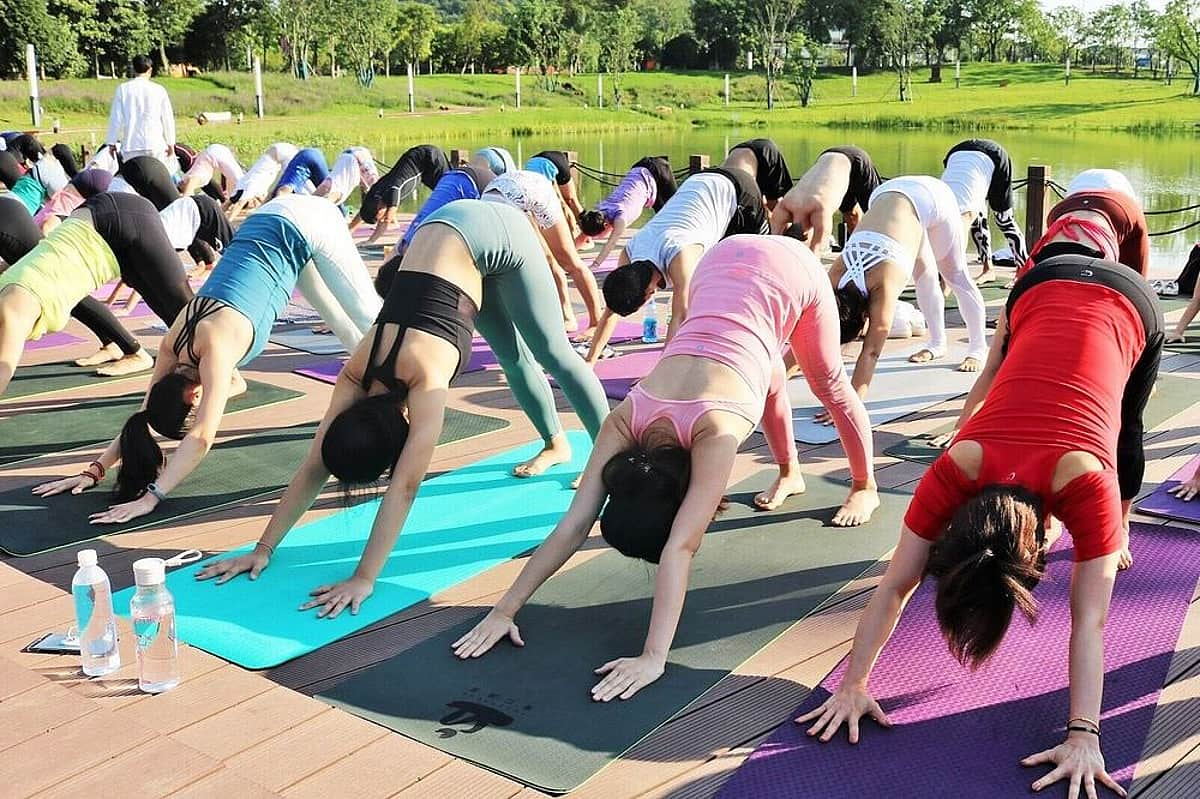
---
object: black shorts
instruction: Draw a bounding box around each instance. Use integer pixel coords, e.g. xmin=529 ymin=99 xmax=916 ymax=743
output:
xmin=632 ymin=156 xmax=678 ymax=211
xmin=706 ymin=167 xmax=767 ymax=237
xmin=731 ymin=139 xmax=792 ymax=202
xmin=532 ymin=151 xmax=573 ymax=185
xmin=822 ymin=146 xmax=883 ymax=214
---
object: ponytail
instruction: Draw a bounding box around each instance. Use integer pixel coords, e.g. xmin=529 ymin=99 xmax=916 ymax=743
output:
xmin=114 ymin=411 xmax=164 ymax=501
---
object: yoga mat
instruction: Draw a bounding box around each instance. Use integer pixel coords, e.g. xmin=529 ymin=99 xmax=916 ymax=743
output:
xmin=2 ymin=361 xmax=143 ymax=403
xmin=591 ymin=348 xmax=663 ymax=400
xmin=463 ymin=321 xmax=646 ymax=374
xmin=319 ymin=473 xmax=909 ymax=793
xmin=884 ymin=373 xmax=1199 ymax=465
xmin=1134 ymin=454 xmax=1200 ymax=523
xmin=783 ymin=351 xmax=977 ymax=445
xmin=716 ymin=522 xmax=1200 ymax=799
xmin=1165 ymin=320 xmax=1200 ymax=354
xmin=269 ymin=325 xmax=347 ymax=356
xmin=115 ymin=431 xmax=583 ymax=670
xmin=898 ymin=282 xmax=1009 ymax=309
xmin=0 ymin=380 xmax=302 ymax=467
xmin=26 ymin=331 xmax=84 ymax=351
xmin=293 ymin=359 xmax=344 ymax=384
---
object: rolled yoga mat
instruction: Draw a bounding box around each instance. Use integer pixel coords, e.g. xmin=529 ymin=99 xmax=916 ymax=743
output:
xmin=0 ymin=380 xmax=302 ymax=468
xmin=783 ymin=350 xmax=978 ymax=446
xmin=3 ymin=361 xmax=146 ymax=403
xmin=715 ymin=522 xmax=1200 ymax=799
xmin=269 ymin=324 xmax=348 ymax=356
xmin=318 ymin=472 xmax=910 ymax=794
xmin=115 ymin=430 xmax=583 ymax=670
xmin=1135 ymin=454 xmax=1200 ymax=523
xmin=884 ymin=373 xmax=1199 ymax=465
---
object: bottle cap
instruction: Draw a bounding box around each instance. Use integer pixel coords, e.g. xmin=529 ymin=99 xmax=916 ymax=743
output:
xmin=132 ymin=557 xmax=166 ymax=586
xmin=76 ymin=549 xmax=97 ymax=568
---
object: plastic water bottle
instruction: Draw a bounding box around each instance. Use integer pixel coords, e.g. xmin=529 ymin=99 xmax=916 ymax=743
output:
xmin=641 ymin=296 xmax=659 ymax=343
xmin=130 ymin=558 xmax=180 ymax=693
xmin=71 ymin=549 xmax=120 ymax=677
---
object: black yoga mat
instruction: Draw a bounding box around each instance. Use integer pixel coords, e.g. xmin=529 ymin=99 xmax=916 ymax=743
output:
xmin=3 ymin=362 xmax=145 ymax=402
xmin=319 ymin=473 xmax=909 ymax=794
xmin=0 ymin=380 xmax=302 ymax=468
xmin=0 ymin=408 xmax=509 ymax=557
xmin=883 ymin=373 xmax=1198 ymax=466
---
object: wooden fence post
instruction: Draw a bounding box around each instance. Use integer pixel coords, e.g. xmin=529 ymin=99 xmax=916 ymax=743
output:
xmin=449 ymin=149 xmax=469 ymax=167
xmin=1024 ymin=165 xmax=1051 ymax=245
xmin=565 ymin=149 xmax=579 ymax=195
xmin=688 ymin=154 xmax=710 ymax=174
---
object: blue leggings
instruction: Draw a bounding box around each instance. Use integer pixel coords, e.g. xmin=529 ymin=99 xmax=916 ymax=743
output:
xmin=274 ymin=148 xmax=329 ymax=196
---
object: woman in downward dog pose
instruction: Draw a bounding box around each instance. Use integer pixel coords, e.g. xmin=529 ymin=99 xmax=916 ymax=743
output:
xmin=225 ymin=142 xmax=299 ymax=216
xmin=177 ymin=143 xmax=245 ymax=199
xmin=830 ymin=175 xmax=989 ymax=398
xmin=577 ymin=157 xmax=677 ymax=271
xmin=354 ymin=144 xmax=451 ymax=241
xmin=31 ymin=194 xmax=382 ymax=523
xmin=799 ymin=251 xmax=1160 ymax=797
xmin=770 ymin=145 xmax=884 ymax=253
xmin=33 ymin=169 xmax=113 ymax=234
xmin=272 ymin=147 xmax=330 ymax=198
xmin=191 ymin=199 xmax=611 ymax=613
xmin=315 ymin=146 xmax=380 ymax=206
xmin=453 ymin=235 xmax=879 ymax=697
xmin=723 ymin=138 xmax=793 ymax=211
xmin=940 ymin=139 xmax=1028 ymax=284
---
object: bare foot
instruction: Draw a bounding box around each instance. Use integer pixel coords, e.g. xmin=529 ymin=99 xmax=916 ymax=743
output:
xmin=94 ymin=349 xmax=154 ymax=376
xmin=908 ymin=348 xmax=942 ymax=364
xmin=975 ymin=268 xmax=995 ymax=285
xmin=75 ymin=343 xmax=123 ymax=367
xmin=754 ymin=468 xmax=807 ymax=511
xmin=571 ymin=326 xmax=596 ymax=344
xmin=561 ymin=306 xmax=577 ymax=331
xmin=570 ymin=473 xmax=582 ymax=490
xmin=832 ymin=486 xmax=880 ymax=527
xmin=957 ymin=355 xmax=982 ymax=373
xmin=1118 ymin=526 xmax=1133 ymax=571
xmin=514 ymin=436 xmax=572 ymax=478
xmin=230 ymin=369 xmax=248 ymax=399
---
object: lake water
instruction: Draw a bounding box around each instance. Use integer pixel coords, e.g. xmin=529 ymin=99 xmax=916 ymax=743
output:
xmin=386 ymin=126 xmax=1200 ymax=276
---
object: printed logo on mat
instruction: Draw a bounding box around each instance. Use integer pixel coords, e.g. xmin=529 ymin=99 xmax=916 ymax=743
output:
xmin=433 ymin=688 xmax=531 ymax=738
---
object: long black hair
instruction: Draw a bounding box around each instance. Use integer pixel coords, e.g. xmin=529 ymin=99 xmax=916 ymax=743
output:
xmin=599 ymin=445 xmax=692 ymax=563
xmin=834 ymin=284 xmax=870 ymax=344
xmin=114 ymin=373 xmax=197 ymax=501
xmin=321 ymin=386 xmax=411 ymax=486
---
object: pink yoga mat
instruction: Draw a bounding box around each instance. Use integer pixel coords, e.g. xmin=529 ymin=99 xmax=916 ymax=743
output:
xmin=1135 ymin=455 xmax=1200 ymax=523
xmin=463 ymin=321 xmax=647 ymax=374
xmin=592 ymin=348 xmax=663 ymax=399
xmin=717 ymin=522 xmax=1200 ymax=798
xmin=27 ymin=332 xmax=84 ymax=351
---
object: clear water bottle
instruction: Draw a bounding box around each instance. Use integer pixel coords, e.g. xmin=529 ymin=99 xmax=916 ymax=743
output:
xmin=130 ymin=558 xmax=180 ymax=694
xmin=641 ymin=296 xmax=659 ymax=343
xmin=71 ymin=549 xmax=120 ymax=677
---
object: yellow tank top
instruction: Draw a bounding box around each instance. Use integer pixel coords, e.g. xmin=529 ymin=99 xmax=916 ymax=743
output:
xmin=0 ymin=217 xmax=120 ymax=339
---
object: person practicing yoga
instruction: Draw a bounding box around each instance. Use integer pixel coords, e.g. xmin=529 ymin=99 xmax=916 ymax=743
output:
xmin=226 ymin=142 xmax=299 ymax=216
xmin=771 ymin=145 xmax=884 ymax=253
xmin=314 ymin=146 xmax=379 ymax=206
xmin=272 ymin=147 xmax=329 ymax=198
xmin=0 ymin=191 xmax=201 ymax=389
xmin=525 ymin=150 xmax=584 ymax=218
xmin=113 ymin=155 xmax=181 ymax=209
xmin=578 ymin=156 xmax=678 ymax=271
xmin=354 ymin=144 xmax=450 ymax=241
xmin=1068 ymin=168 xmax=1138 ymax=201
xmin=0 ymin=150 xmax=48 ymax=215
xmin=723 ymin=138 xmax=793 ymax=210
xmin=452 ymin=235 xmax=880 ymax=697
xmin=177 ymin=143 xmax=244 ymax=198
xmin=798 ymin=251 xmax=1160 ymax=799
xmin=190 ymin=199 xmax=614 ymax=611
xmin=583 ymin=166 xmax=767 ymax=364
xmin=8 ymin=134 xmax=70 ymax=197
xmin=373 ymin=160 xmax=500 ymax=296
xmin=33 ymin=169 xmax=113 ymax=234
xmin=482 ymin=169 xmax=604 ymax=334
xmin=31 ymin=193 xmax=383 ymax=523
xmin=941 ymin=139 xmax=1028 ymax=284
xmin=830 ymin=175 xmax=989 ymax=385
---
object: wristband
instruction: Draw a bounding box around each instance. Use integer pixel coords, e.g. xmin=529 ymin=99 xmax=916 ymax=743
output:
xmin=145 ymin=482 xmax=168 ymax=503
xmin=77 ymin=470 xmax=100 ymax=486
xmin=1067 ymin=716 xmax=1099 ymax=731
xmin=1067 ymin=725 xmax=1101 ymax=738
xmin=88 ymin=461 xmax=106 ymax=480
xmin=254 ymin=541 xmax=275 ymax=556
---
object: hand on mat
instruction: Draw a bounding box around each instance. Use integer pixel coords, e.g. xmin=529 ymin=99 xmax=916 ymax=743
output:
xmin=592 ymin=653 xmax=665 ymax=702
xmin=300 ymin=576 xmax=373 ymax=619
xmin=32 ymin=474 xmax=98 ymax=497
xmin=1022 ymin=734 xmax=1127 ymax=798
xmin=929 ymin=429 xmax=958 ymax=449
xmin=195 ymin=551 xmax=270 ymax=584
xmin=1168 ymin=475 xmax=1200 ymax=502
xmin=795 ymin=684 xmax=891 ymax=743
xmin=89 ymin=493 xmax=158 ymax=525
xmin=452 ymin=610 xmax=524 ymax=658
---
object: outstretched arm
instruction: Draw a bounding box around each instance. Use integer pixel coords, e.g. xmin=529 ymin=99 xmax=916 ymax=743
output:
xmin=589 ymin=217 xmax=628 ymax=271
xmin=849 ymin=281 xmax=899 ymax=399
xmin=585 ymin=308 xmax=620 ymax=364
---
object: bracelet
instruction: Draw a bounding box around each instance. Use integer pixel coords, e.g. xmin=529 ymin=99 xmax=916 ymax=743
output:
xmin=254 ymin=541 xmax=275 ymax=556
xmin=88 ymin=461 xmax=106 ymax=480
xmin=1067 ymin=725 xmax=1101 ymax=738
xmin=77 ymin=470 xmax=100 ymax=486
xmin=1067 ymin=716 xmax=1100 ymax=732
xmin=145 ymin=482 xmax=168 ymax=503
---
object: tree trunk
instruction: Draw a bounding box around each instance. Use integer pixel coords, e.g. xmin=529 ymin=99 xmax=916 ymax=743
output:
xmin=1193 ymin=65 xmax=1200 ymax=95
xmin=930 ymin=60 xmax=942 ymax=83
xmin=159 ymin=42 xmax=170 ymax=74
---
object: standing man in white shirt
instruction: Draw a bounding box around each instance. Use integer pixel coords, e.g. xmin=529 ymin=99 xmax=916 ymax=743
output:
xmin=106 ymin=55 xmax=177 ymax=170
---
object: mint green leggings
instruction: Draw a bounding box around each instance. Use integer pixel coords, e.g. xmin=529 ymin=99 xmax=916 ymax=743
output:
xmin=422 ymin=200 xmax=609 ymax=440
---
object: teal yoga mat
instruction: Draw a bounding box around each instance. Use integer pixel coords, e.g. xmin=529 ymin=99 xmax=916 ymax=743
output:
xmin=319 ymin=472 xmax=908 ymax=794
xmin=115 ymin=431 xmax=589 ymax=670
xmin=883 ymin=373 xmax=1198 ymax=465
xmin=0 ymin=380 xmax=302 ymax=467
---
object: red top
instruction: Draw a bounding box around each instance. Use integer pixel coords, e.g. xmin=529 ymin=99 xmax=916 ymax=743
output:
xmin=1021 ymin=190 xmax=1149 ymax=278
xmin=905 ymin=279 xmax=1145 ymax=561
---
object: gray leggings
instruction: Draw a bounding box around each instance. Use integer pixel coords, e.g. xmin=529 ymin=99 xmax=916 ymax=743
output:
xmin=427 ymin=200 xmax=610 ymax=441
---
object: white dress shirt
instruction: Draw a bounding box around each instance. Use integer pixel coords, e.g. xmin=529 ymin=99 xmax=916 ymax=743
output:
xmin=106 ymin=77 xmax=176 ymax=157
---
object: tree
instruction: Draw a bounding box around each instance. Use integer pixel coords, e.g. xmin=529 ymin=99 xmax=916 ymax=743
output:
xmin=0 ymin=0 xmax=82 ymax=77
xmin=1090 ymin=4 xmax=1133 ymax=72
xmin=692 ymin=0 xmax=754 ymax=69
xmin=184 ymin=0 xmax=266 ymax=71
xmin=1158 ymin=0 xmax=1200 ymax=94
xmin=50 ymin=0 xmax=104 ymax=76
xmin=95 ymin=0 xmax=151 ymax=76
xmin=785 ymin=30 xmax=817 ymax=106
xmin=631 ymin=0 xmax=691 ymax=62
xmin=506 ymin=0 xmax=568 ymax=82
xmin=1130 ymin=0 xmax=1159 ymax=75
xmin=144 ymin=0 xmax=203 ymax=72
xmin=391 ymin=2 xmax=439 ymax=72
xmin=1046 ymin=6 xmax=1088 ymax=63
xmin=925 ymin=0 xmax=970 ymax=82
xmin=966 ymin=0 xmax=1033 ymax=62
xmin=752 ymin=0 xmax=805 ymax=109
xmin=877 ymin=0 xmax=933 ymax=100
xmin=601 ymin=4 xmax=642 ymax=106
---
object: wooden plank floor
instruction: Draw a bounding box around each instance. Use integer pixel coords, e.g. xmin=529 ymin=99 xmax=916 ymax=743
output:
xmin=2 ymin=248 xmax=1198 ymax=798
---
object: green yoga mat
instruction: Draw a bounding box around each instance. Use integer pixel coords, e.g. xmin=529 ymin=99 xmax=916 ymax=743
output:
xmin=898 ymin=283 xmax=1009 ymax=309
xmin=1165 ymin=319 xmax=1200 ymax=354
xmin=3 ymin=361 xmax=144 ymax=402
xmin=114 ymin=431 xmax=584 ymax=670
xmin=0 ymin=408 xmax=508 ymax=557
xmin=0 ymin=380 xmax=302 ymax=468
xmin=319 ymin=473 xmax=908 ymax=794
xmin=884 ymin=373 xmax=1198 ymax=465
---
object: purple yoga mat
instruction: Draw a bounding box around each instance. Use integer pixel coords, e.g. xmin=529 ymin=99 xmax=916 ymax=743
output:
xmin=1135 ymin=455 xmax=1200 ymax=523
xmin=294 ymin=359 xmax=345 ymax=385
xmin=718 ymin=522 xmax=1200 ymax=798
xmin=462 ymin=321 xmax=647 ymax=374
xmin=593 ymin=348 xmax=663 ymax=399
xmin=27 ymin=331 xmax=84 ymax=351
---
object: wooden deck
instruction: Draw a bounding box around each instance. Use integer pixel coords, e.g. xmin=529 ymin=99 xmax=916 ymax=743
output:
xmin=2 ymin=242 xmax=1199 ymax=798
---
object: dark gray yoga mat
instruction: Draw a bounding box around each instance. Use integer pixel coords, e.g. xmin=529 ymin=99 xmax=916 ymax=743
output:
xmin=3 ymin=361 xmax=143 ymax=403
xmin=319 ymin=473 xmax=909 ymax=794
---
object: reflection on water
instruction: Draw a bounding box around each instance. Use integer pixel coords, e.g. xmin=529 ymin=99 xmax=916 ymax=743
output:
xmin=380 ymin=126 xmax=1200 ymax=273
